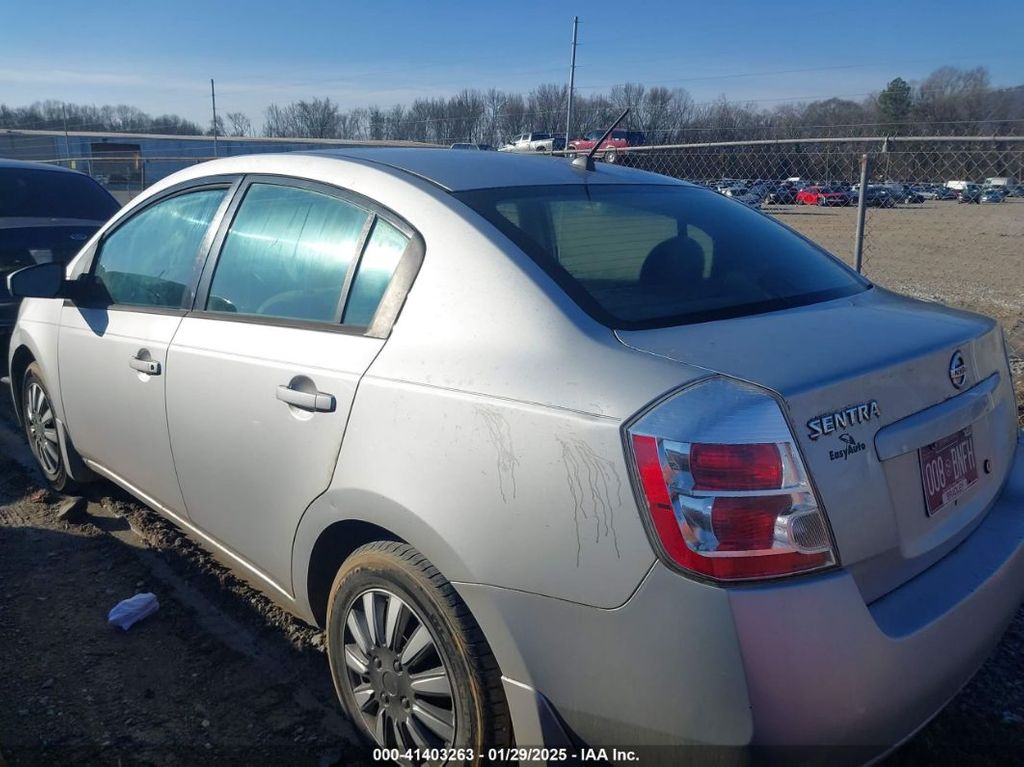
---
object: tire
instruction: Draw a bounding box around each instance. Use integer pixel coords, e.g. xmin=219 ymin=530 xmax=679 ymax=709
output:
xmin=604 ymin=150 xmax=617 ymax=164
xmin=326 ymin=542 xmax=512 ymax=759
xmin=21 ymin=362 xmax=74 ymax=493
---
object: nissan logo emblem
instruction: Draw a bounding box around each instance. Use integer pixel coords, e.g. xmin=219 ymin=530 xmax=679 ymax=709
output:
xmin=949 ymin=350 xmax=967 ymax=389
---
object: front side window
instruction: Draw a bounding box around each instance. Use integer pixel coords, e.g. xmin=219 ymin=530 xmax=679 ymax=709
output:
xmin=206 ymin=183 xmax=369 ymax=323
xmin=93 ymin=188 xmax=226 ymax=308
xmin=458 ymin=184 xmax=867 ymax=329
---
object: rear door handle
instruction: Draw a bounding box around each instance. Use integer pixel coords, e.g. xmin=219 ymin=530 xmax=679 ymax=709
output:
xmin=276 ymin=385 xmax=336 ymax=413
xmin=129 ymin=355 xmax=161 ymax=375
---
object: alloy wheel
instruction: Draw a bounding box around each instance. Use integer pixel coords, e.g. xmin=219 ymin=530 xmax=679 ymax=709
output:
xmin=342 ymin=588 xmax=458 ymax=751
xmin=25 ymin=380 xmax=60 ymax=476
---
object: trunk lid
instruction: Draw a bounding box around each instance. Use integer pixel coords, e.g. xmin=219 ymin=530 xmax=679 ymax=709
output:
xmin=617 ymin=287 xmax=1019 ymax=602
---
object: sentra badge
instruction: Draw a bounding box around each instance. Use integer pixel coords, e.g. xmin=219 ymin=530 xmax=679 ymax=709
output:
xmin=807 ymin=400 xmax=880 ymax=440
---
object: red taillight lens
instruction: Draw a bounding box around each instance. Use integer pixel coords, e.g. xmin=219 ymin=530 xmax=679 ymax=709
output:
xmin=633 ymin=435 xmax=691 ymax=565
xmin=690 ymin=443 xmax=782 ymax=491
xmin=711 ymin=495 xmax=789 ymax=551
xmin=633 ymin=435 xmax=671 ymax=506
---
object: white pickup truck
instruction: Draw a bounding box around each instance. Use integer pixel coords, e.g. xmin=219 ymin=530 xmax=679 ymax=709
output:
xmin=498 ymin=132 xmax=565 ymax=153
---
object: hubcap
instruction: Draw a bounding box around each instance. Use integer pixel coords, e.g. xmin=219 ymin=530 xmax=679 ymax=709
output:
xmin=341 ymin=588 xmax=457 ymax=753
xmin=25 ymin=381 xmax=60 ymax=476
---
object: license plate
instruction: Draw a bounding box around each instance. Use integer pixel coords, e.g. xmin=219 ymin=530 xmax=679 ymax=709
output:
xmin=919 ymin=427 xmax=979 ymax=516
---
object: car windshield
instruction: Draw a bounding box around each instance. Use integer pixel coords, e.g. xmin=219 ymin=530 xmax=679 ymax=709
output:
xmin=458 ymin=184 xmax=867 ymax=329
xmin=0 ymin=168 xmax=120 ymax=220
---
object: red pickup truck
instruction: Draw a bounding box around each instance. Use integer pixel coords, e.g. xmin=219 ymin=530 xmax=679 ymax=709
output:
xmin=567 ymin=129 xmax=646 ymax=163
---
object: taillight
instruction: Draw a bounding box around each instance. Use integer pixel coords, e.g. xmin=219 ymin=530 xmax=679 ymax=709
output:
xmin=627 ymin=378 xmax=836 ymax=581
xmin=690 ymin=443 xmax=782 ymax=490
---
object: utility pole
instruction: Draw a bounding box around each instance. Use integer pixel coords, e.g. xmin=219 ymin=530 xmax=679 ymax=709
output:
xmin=210 ymin=78 xmax=219 ymax=158
xmin=61 ymin=103 xmax=71 ymax=168
xmin=565 ymin=16 xmax=579 ymax=153
xmin=853 ymin=153 xmax=870 ymax=274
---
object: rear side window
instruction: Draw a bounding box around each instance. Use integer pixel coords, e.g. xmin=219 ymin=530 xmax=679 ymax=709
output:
xmin=342 ymin=219 xmax=409 ymax=326
xmin=93 ymin=188 xmax=225 ymax=308
xmin=458 ymin=184 xmax=867 ymax=329
xmin=0 ymin=168 xmax=120 ymax=220
xmin=206 ymin=184 xmax=369 ymax=323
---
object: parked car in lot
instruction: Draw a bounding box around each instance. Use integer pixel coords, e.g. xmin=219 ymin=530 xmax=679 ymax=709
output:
xmin=721 ymin=186 xmax=763 ymax=208
xmin=7 ymin=149 xmax=1024 ymax=760
xmin=763 ymin=185 xmax=798 ymax=205
xmin=980 ymin=188 xmax=1006 ymax=203
xmin=894 ymin=187 xmax=925 ymax=204
xmin=1 ymin=159 xmax=120 ymax=340
xmin=853 ymin=185 xmax=898 ymax=208
xmin=450 ymin=143 xmax=495 ymax=151
xmin=497 ymin=132 xmax=564 ymax=153
xmin=796 ymin=185 xmax=851 ymax=206
xmin=919 ymin=185 xmax=957 ymax=201
xmin=567 ymin=129 xmax=646 ymax=164
xmin=958 ymin=185 xmax=983 ymax=204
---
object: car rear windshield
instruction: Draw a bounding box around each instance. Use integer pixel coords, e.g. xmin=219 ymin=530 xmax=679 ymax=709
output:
xmin=0 ymin=168 xmax=120 ymax=220
xmin=457 ymin=184 xmax=867 ymax=329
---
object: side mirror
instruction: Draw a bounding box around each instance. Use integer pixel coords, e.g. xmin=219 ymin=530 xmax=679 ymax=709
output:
xmin=6 ymin=262 xmax=66 ymax=299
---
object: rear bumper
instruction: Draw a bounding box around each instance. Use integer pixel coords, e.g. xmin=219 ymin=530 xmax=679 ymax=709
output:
xmin=732 ymin=433 xmax=1024 ymax=747
xmin=462 ymin=435 xmax=1024 ymax=753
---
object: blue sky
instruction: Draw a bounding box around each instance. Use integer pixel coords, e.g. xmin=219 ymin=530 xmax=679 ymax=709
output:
xmin=2 ymin=0 xmax=1022 ymax=126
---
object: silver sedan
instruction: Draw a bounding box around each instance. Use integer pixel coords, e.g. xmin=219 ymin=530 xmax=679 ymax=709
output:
xmin=6 ymin=149 xmax=1024 ymax=762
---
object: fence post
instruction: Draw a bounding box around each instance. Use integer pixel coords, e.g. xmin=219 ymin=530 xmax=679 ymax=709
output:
xmin=853 ymin=152 xmax=870 ymax=274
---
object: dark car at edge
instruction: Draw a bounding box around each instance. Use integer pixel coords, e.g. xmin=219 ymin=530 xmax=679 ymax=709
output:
xmin=0 ymin=159 xmax=120 ymax=339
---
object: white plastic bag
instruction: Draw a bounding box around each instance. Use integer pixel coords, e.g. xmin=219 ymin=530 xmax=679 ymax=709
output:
xmin=107 ymin=592 xmax=160 ymax=631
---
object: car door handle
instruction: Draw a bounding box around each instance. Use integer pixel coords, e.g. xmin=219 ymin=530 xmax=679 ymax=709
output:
xmin=129 ymin=355 xmax=161 ymax=375
xmin=276 ymin=385 xmax=336 ymax=413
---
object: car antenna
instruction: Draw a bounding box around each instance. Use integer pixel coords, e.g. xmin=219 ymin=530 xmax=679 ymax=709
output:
xmin=572 ymin=108 xmax=630 ymax=172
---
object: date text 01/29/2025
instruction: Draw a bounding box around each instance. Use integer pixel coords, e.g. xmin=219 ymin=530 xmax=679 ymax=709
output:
xmin=372 ymin=747 xmax=640 ymax=762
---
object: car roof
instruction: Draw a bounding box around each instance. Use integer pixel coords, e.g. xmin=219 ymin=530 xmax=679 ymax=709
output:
xmin=301 ymin=147 xmax=688 ymax=192
xmin=0 ymin=157 xmax=84 ymax=174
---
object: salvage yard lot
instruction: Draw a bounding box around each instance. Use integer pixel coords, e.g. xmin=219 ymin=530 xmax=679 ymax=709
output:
xmin=773 ymin=198 xmax=1024 ymax=354
xmin=0 ymin=198 xmax=1022 ymax=765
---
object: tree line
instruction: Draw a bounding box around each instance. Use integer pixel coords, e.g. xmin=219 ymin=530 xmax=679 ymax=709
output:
xmin=2 ymin=66 xmax=1021 ymax=145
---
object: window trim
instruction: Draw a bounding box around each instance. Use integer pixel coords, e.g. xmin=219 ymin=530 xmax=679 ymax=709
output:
xmin=191 ymin=174 xmax=423 ymax=339
xmin=69 ymin=175 xmax=242 ymax=313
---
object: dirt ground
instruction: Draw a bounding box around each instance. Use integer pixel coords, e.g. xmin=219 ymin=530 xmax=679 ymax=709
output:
xmin=0 ymin=404 xmax=372 ymax=766
xmin=0 ymin=199 xmax=1022 ymax=765
xmin=773 ymin=197 xmax=1024 ymax=325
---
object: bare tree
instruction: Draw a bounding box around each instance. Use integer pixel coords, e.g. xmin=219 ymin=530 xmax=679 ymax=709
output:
xmin=3 ymin=65 xmax=1021 ymax=145
xmin=292 ymin=98 xmax=341 ymax=138
xmin=225 ymin=111 xmax=253 ymax=137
